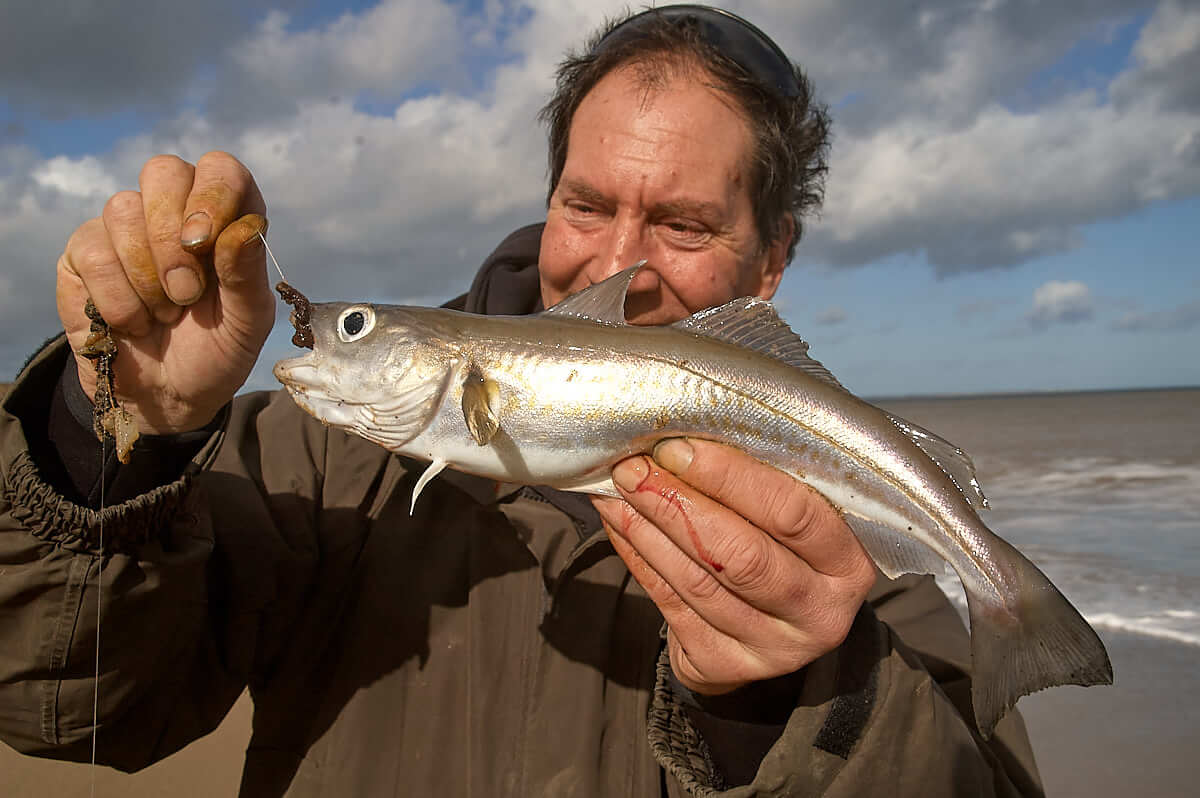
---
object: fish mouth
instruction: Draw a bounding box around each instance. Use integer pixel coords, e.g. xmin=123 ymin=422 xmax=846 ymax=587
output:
xmin=273 ymin=354 xmax=317 ymax=387
xmin=273 ymin=357 xmax=324 ymax=400
xmin=273 ymin=356 xmax=361 ymax=427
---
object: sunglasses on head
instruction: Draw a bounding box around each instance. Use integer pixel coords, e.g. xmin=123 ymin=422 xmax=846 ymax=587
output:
xmin=591 ymin=4 xmax=801 ymax=99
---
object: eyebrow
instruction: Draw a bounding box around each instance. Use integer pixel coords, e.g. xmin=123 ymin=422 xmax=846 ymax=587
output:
xmin=560 ymin=178 xmax=610 ymax=208
xmin=559 ymin=178 xmax=728 ymax=223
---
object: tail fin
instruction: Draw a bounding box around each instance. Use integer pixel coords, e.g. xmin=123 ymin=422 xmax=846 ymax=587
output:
xmin=966 ymin=535 xmax=1113 ymax=738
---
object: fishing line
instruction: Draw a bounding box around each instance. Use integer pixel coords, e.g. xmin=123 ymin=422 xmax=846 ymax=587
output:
xmin=260 ymin=230 xmax=288 ymax=284
xmin=91 ymin=434 xmax=105 ymax=797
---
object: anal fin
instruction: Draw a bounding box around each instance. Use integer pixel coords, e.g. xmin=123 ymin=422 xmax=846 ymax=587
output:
xmin=842 ymin=513 xmax=944 ymax=579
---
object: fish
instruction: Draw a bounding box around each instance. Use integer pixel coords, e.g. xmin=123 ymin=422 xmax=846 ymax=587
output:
xmin=272 ymin=263 xmax=1112 ymax=737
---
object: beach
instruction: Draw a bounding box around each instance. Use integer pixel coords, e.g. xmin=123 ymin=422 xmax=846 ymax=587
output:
xmin=1021 ymin=631 xmax=1198 ymax=797
xmin=4 ymin=633 xmax=1196 ymax=796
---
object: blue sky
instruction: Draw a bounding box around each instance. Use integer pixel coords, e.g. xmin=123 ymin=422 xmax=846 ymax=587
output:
xmin=1 ymin=0 xmax=1197 ymax=398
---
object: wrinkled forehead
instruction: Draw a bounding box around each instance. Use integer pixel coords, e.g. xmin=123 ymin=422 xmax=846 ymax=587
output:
xmin=567 ymin=61 xmax=756 ymax=187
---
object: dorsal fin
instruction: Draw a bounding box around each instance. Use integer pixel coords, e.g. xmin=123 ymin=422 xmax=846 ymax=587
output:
xmin=886 ymin=412 xmax=990 ymax=510
xmin=541 ymin=261 xmax=645 ymax=325
xmin=672 ymin=297 xmax=849 ymax=392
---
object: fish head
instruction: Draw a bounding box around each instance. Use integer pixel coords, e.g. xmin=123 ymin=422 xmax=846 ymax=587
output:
xmin=273 ymin=302 xmax=457 ymax=450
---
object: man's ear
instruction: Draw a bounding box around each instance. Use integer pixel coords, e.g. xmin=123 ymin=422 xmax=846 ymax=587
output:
xmin=754 ymin=216 xmax=793 ymax=301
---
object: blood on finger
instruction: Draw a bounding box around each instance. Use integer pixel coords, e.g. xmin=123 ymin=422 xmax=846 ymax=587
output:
xmin=632 ymin=471 xmax=725 ymax=573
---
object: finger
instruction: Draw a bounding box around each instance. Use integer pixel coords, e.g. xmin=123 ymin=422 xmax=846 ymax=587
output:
xmin=55 ymin=256 xmax=103 ymax=402
xmin=58 ymin=217 xmax=154 ymax=338
xmin=595 ymin=488 xmax=800 ymax=650
xmin=139 ymin=155 xmax=206 ymax=306
xmin=606 ymin=457 xmax=824 ymax=625
xmin=57 ymin=243 xmax=93 ymax=345
xmin=211 ymin=213 xmax=275 ymax=336
xmin=102 ymin=189 xmax=181 ymax=325
xmin=600 ymin=509 xmax=775 ymax=692
xmin=653 ymin=438 xmax=870 ymax=579
xmin=596 ymin=494 xmax=746 ymax=627
xmin=666 ymin=627 xmax=747 ymax=696
xmin=180 ymin=151 xmax=266 ymax=254
xmin=597 ymin=499 xmax=690 ymax=618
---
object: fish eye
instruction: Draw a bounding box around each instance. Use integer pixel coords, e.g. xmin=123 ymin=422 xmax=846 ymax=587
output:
xmin=337 ymin=306 xmax=375 ymax=342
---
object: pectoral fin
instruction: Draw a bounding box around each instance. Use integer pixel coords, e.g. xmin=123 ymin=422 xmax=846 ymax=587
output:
xmin=462 ymin=369 xmax=501 ymax=446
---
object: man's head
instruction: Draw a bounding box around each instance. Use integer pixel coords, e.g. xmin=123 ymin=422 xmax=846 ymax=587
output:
xmin=536 ymin=5 xmax=831 ymax=323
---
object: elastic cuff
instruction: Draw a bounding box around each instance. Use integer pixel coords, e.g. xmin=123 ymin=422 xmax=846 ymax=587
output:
xmin=3 ymin=449 xmax=194 ymax=554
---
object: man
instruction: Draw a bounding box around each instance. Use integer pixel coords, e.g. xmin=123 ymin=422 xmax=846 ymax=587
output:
xmin=0 ymin=6 xmax=1042 ymax=796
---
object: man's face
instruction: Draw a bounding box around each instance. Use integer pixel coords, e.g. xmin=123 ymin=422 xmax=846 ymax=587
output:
xmin=538 ymin=64 xmax=789 ymax=325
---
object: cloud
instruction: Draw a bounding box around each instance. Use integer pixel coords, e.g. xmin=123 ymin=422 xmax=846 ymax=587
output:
xmin=32 ymin=156 xmax=120 ymax=199
xmin=1111 ymin=299 xmax=1200 ymax=331
xmin=740 ymin=0 xmax=1145 ymax=115
xmin=0 ymin=0 xmax=252 ymax=117
xmin=778 ymin=0 xmax=1200 ymax=272
xmin=0 ymin=146 xmax=98 ymax=380
xmin=815 ymin=306 xmax=848 ymax=326
xmin=1 ymin=0 xmax=1199 ymax=385
xmin=1112 ymin=0 xmax=1200 ymax=112
xmin=808 ymin=84 xmax=1200 ymax=273
xmin=1028 ymin=280 xmax=1095 ymax=329
xmin=207 ymin=0 xmax=469 ymax=126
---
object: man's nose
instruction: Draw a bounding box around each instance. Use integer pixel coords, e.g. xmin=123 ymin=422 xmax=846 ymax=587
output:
xmin=589 ymin=214 xmax=647 ymax=284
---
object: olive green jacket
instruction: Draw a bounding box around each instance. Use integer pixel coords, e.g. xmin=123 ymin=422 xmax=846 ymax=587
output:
xmin=1 ymin=343 xmax=1044 ymax=797
xmin=0 ymin=230 xmax=1043 ymax=795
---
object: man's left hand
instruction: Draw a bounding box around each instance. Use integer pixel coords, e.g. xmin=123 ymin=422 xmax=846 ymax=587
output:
xmin=593 ymin=438 xmax=877 ymax=696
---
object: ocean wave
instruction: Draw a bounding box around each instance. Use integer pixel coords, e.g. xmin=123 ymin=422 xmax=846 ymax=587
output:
xmin=987 ymin=458 xmax=1200 ymax=510
xmin=932 ymin=572 xmax=1200 ymax=648
xmin=1086 ymin=612 xmax=1200 ymax=648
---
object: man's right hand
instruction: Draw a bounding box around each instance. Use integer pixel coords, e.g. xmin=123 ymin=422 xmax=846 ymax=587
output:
xmin=56 ymin=151 xmax=276 ymax=435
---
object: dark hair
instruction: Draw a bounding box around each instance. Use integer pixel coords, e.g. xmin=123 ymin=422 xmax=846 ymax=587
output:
xmin=539 ymin=7 xmax=831 ymax=263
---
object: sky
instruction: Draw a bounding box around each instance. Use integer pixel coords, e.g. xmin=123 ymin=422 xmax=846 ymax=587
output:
xmin=1 ymin=0 xmax=1197 ymax=398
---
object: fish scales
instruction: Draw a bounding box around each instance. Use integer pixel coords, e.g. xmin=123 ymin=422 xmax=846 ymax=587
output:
xmin=437 ymin=318 xmax=865 ymax=493
xmin=273 ymin=265 xmax=1111 ymax=738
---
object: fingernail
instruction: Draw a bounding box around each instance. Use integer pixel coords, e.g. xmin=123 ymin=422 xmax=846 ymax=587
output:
xmin=165 ymin=266 xmax=203 ymax=304
xmin=653 ymin=438 xmax=693 ymax=475
xmin=612 ymin=456 xmax=649 ymax=493
xmin=180 ymin=211 xmax=212 ymax=248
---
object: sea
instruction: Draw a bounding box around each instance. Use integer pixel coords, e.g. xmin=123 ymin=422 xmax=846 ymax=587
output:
xmin=875 ymin=388 xmax=1199 ymax=648
xmin=878 ymin=388 xmax=1199 ymax=797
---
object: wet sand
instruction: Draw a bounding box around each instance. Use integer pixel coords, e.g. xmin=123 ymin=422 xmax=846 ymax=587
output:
xmin=0 ymin=692 xmax=251 ymax=797
xmin=2 ymin=632 xmax=1195 ymax=795
xmin=1018 ymin=630 xmax=1198 ymax=798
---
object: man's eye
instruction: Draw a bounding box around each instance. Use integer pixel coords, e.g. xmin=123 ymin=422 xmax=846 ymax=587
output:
xmin=661 ymin=219 xmax=708 ymax=241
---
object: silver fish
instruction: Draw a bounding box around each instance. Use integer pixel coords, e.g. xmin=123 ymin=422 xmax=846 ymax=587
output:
xmin=273 ymin=264 xmax=1112 ymax=737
